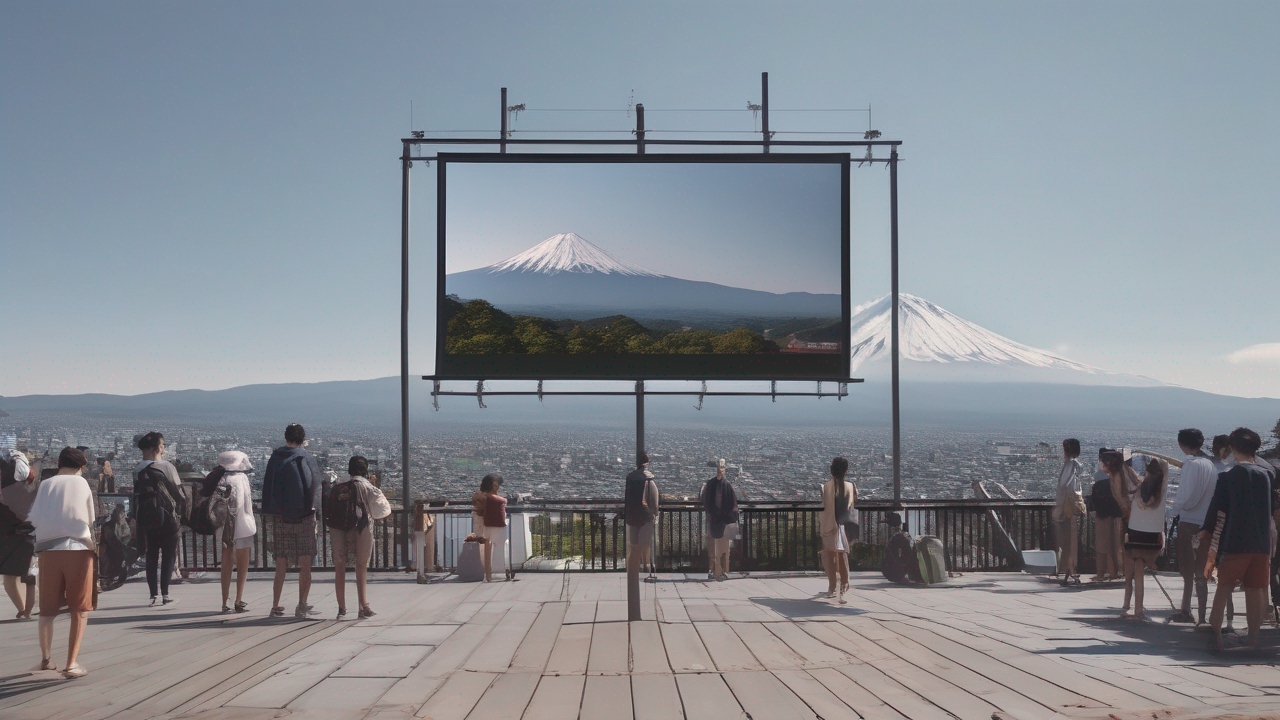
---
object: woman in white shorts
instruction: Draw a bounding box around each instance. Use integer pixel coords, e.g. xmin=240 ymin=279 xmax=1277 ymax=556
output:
xmin=217 ymin=451 xmax=256 ymax=613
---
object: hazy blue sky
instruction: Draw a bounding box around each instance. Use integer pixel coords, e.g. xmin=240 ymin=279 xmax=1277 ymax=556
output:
xmin=445 ymin=161 xmax=843 ymax=293
xmin=3 ymin=2 xmax=1277 ymax=397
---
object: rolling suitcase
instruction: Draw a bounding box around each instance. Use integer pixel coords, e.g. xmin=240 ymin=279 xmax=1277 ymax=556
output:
xmin=914 ymin=536 xmax=948 ymax=584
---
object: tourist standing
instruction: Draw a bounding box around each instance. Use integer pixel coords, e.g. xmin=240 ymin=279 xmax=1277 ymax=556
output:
xmin=261 ymin=423 xmax=323 ymax=619
xmin=98 ymin=458 xmax=115 ymax=494
xmin=28 ymin=447 xmax=96 ymax=678
xmin=702 ymin=459 xmax=737 ymax=581
xmin=880 ymin=512 xmax=915 ymax=584
xmin=1200 ymin=427 xmax=1275 ymax=651
xmin=1212 ymin=435 xmax=1234 ymax=474
xmin=482 ymin=474 xmax=508 ymax=582
xmin=1163 ymin=429 xmax=1219 ymax=624
xmin=820 ymin=457 xmax=856 ymax=603
xmin=328 ymin=456 xmax=391 ymax=618
xmin=624 ymin=454 xmax=658 ymax=581
xmin=217 ymin=451 xmax=256 ymax=614
xmin=1053 ymin=439 xmax=1086 ymax=585
xmin=1115 ymin=454 xmax=1169 ymax=621
xmin=132 ymin=432 xmax=188 ymax=607
xmin=2 ymin=449 xmax=37 ymax=618
xmin=1089 ymin=447 xmax=1124 ymax=582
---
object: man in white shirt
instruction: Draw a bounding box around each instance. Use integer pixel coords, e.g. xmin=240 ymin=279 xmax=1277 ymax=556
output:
xmin=1167 ymin=429 xmax=1219 ymax=624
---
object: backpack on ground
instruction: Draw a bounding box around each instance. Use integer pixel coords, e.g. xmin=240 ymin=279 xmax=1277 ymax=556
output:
xmin=624 ymin=471 xmax=652 ymax=527
xmin=456 ymin=537 xmax=485 ymax=582
xmin=135 ymin=464 xmax=180 ymax=534
xmin=190 ymin=479 xmax=235 ymax=536
xmin=324 ymin=480 xmax=367 ymax=532
xmin=914 ymin=535 xmax=948 ymax=585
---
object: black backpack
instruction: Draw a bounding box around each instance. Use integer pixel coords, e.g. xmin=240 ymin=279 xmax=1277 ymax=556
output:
xmin=135 ymin=464 xmax=180 ymax=534
xmin=624 ymin=470 xmax=651 ymax=527
xmin=324 ymin=480 xmax=367 ymax=532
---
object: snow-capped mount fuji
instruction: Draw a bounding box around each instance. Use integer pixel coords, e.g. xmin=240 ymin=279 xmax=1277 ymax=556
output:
xmin=850 ymin=293 xmax=1164 ymax=386
xmin=483 ymin=233 xmax=666 ymax=277
xmin=447 ymin=233 xmax=840 ymax=320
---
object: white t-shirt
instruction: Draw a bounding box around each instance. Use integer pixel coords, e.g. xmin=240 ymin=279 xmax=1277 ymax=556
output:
xmin=1127 ymin=478 xmax=1170 ymax=534
xmin=1169 ymin=455 xmax=1217 ymax=527
xmin=29 ymin=474 xmax=97 ymax=552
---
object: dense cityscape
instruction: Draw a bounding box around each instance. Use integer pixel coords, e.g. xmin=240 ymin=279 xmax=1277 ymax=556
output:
xmin=2 ymin=415 xmax=1193 ymax=503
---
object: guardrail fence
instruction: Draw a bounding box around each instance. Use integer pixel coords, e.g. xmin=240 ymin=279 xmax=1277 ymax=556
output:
xmin=96 ymin=493 xmax=1177 ymax=575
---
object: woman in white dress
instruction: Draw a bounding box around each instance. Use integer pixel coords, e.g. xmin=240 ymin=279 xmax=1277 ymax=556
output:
xmin=820 ymin=457 xmax=856 ymax=604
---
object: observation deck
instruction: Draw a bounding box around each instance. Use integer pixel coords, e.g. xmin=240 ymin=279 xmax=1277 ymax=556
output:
xmin=1 ymin=569 xmax=1277 ymax=720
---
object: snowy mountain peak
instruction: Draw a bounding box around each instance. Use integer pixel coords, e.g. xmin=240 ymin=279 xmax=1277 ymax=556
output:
xmin=850 ymin=293 xmax=1116 ymax=376
xmin=485 ymin=233 xmax=665 ymax=277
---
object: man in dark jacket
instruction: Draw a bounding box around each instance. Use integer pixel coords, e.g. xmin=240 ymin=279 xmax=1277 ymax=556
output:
xmin=881 ymin=512 xmax=916 ymax=584
xmin=1200 ymin=427 xmax=1276 ymax=650
xmin=261 ymin=423 xmax=323 ymax=619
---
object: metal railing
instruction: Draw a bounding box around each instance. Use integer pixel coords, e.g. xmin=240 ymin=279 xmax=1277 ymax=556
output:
xmin=97 ymin=493 xmax=1175 ymax=575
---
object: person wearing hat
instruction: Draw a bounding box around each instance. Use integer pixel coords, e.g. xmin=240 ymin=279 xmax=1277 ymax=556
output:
xmin=217 ymin=450 xmax=257 ymax=613
xmin=701 ymin=459 xmax=738 ymax=582
xmin=880 ymin=512 xmax=916 ymax=585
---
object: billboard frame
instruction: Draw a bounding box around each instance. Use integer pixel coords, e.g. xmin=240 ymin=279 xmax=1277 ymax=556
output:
xmin=396 ymin=77 xmax=904 ymax=615
xmin=433 ymin=151 xmax=852 ymax=382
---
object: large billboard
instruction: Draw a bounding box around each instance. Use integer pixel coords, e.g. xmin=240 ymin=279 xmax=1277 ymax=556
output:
xmin=436 ymin=154 xmax=850 ymax=380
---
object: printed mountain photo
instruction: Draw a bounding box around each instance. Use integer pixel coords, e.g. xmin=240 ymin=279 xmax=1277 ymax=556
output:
xmin=438 ymin=160 xmax=847 ymax=378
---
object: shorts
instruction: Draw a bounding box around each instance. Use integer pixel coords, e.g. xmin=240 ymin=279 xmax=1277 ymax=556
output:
xmin=627 ymin=521 xmax=655 ymax=548
xmin=273 ymin=515 xmax=318 ymax=562
xmin=38 ymin=550 xmax=95 ymax=616
xmin=331 ymin=525 xmax=373 ymax=568
xmin=1217 ymin=553 xmax=1270 ymax=590
xmin=1124 ymin=529 xmax=1162 ymax=549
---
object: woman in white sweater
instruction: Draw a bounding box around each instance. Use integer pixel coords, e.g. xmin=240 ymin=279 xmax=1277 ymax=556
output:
xmin=217 ymin=451 xmax=257 ymax=613
xmin=28 ymin=447 xmax=96 ymax=678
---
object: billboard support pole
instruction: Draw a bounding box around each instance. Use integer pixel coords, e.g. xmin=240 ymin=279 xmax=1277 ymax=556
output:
xmin=636 ymin=104 xmax=645 ymax=154
xmin=500 ymin=87 xmax=507 ymax=154
xmin=400 ymin=140 xmax=412 ymax=566
xmin=890 ymin=146 xmax=901 ymax=508
xmin=628 ymin=380 xmax=645 ymax=621
xmin=761 ymin=72 xmax=769 ymax=154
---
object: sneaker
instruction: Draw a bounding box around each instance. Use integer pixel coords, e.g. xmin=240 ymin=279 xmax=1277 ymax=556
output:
xmin=62 ymin=664 xmax=87 ymax=679
xmin=1168 ymin=611 xmax=1196 ymax=624
xmin=234 ymin=601 xmax=249 ymax=613
xmin=221 ymin=605 xmax=231 ymax=614
xmin=707 ymin=572 xmax=715 ymax=581
xmin=337 ymin=608 xmax=347 ymax=620
xmin=270 ymin=606 xmax=285 ymax=618
xmin=295 ymin=603 xmax=320 ymax=619
xmin=149 ymin=596 xmax=158 ymax=607
xmin=162 ymin=596 xmax=177 ymax=606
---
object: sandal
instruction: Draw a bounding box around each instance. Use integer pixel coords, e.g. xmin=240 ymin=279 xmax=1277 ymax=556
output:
xmin=221 ymin=605 xmax=231 ymax=614
xmin=270 ymin=606 xmax=285 ymax=617
xmin=34 ymin=659 xmax=56 ymax=671
xmin=234 ymin=601 xmax=248 ymax=613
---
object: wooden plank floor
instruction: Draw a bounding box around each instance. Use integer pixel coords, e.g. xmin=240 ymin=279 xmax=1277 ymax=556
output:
xmin=2 ymin=570 xmax=1279 ymax=719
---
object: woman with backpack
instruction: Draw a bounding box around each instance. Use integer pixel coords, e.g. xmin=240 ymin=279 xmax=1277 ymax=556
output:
xmin=326 ymin=456 xmax=391 ymax=619
xmin=820 ymin=457 xmax=856 ymax=604
xmin=216 ymin=451 xmax=256 ymax=613
xmin=481 ymin=474 xmax=508 ymax=583
xmin=132 ymin=432 xmax=189 ymax=607
xmin=702 ymin=459 xmax=738 ymax=582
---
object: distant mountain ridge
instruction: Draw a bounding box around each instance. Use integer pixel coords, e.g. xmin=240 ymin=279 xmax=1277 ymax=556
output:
xmin=448 ymin=232 xmax=841 ymax=320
